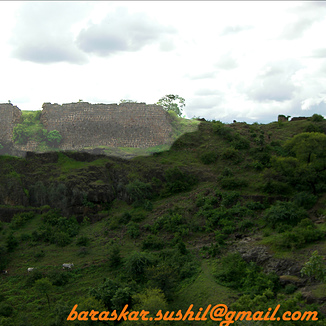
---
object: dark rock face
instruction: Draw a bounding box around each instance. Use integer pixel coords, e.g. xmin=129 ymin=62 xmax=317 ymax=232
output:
xmin=237 ymin=245 xmax=303 ymax=276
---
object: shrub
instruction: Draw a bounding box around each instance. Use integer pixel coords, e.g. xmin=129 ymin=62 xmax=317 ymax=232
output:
xmin=142 ymin=235 xmax=165 ymax=251
xmin=10 ymin=212 xmax=35 ymax=230
xmin=0 ymin=303 xmax=13 ymax=317
xmin=124 ymin=251 xmax=153 ymax=281
xmin=232 ymin=136 xmax=250 ymax=150
xmin=284 ymin=284 xmax=297 ymax=294
xmin=76 ymin=235 xmax=90 ymax=246
xmin=49 ymin=271 xmax=71 ymax=287
xmin=305 ymin=123 xmax=322 ymax=133
xmin=276 ymin=221 xmax=325 ymax=250
xmin=246 ymin=201 xmax=265 ymax=210
xmin=126 ymin=180 xmax=152 ymax=202
xmin=51 ymin=231 xmax=71 ymax=247
xmin=238 ymin=220 xmax=255 ymax=232
xmin=126 ymin=222 xmax=140 ymax=239
xmin=221 ymin=191 xmax=240 ymax=207
xmin=293 ymin=192 xmax=317 ymax=210
xmin=46 ymin=130 xmax=62 ymax=147
xmin=310 ymin=113 xmax=324 ymax=122
xmin=34 ymin=250 xmax=45 ymax=260
xmin=221 ymin=147 xmax=239 ymax=160
xmin=200 ymin=151 xmax=218 ymax=164
xmin=220 ymin=177 xmax=248 ymax=190
xmin=222 ymin=167 xmax=234 ymax=177
xmin=119 ymin=212 xmax=132 ymax=224
xmin=262 ymin=180 xmax=292 ymax=195
xmin=163 ymin=167 xmax=197 ymax=195
xmin=108 ymin=245 xmax=122 ymax=269
xmin=264 ymin=201 xmax=308 ymax=227
xmin=215 ymin=253 xmax=279 ymax=294
xmin=301 ymin=251 xmax=326 ymax=282
xmin=6 ymin=233 xmax=18 ymax=252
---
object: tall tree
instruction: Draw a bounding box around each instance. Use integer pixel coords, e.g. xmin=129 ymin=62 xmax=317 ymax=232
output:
xmin=156 ymin=94 xmax=185 ymax=117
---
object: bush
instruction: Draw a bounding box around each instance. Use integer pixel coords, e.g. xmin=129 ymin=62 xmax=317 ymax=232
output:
xmin=220 ymin=177 xmax=248 ymax=190
xmin=232 ymin=136 xmax=250 ymax=150
xmin=0 ymin=303 xmax=13 ymax=317
xmin=126 ymin=222 xmax=140 ymax=239
xmin=126 ymin=180 xmax=152 ymax=203
xmin=264 ymin=201 xmax=308 ymax=227
xmin=46 ymin=130 xmax=62 ymax=147
xmin=221 ymin=191 xmax=240 ymax=207
xmin=119 ymin=212 xmax=132 ymax=224
xmin=10 ymin=212 xmax=35 ymax=230
xmin=163 ymin=167 xmax=197 ymax=195
xmin=310 ymin=113 xmax=324 ymax=122
xmin=215 ymin=253 xmax=279 ymax=294
xmin=142 ymin=235 xmax=165 ymax=251
xmin=305 ymin=123 xmax=322 ymax=133
xmin=6 ymin=233 xmax=18 ymax=252
xmin=276 ymin=221 xmax=325 ymax=250
xmin=49 ymin=271 xmax=71 ymax=287
xmin=221 ymin=147 xmax=239 ymax=161
xmin=293 ymin=192 xmax=317 ymax=210
xmin=200 ymin=151 xmax=218 ymax=164
xmin=262 ymin=180 xmax=292 ymax=195
xmin=34 ymin=250 xmax=45 ymax=260
xmin=124 ymin=251 xmax=153 ymax=281
xmin=108 ymin=245 xmax=122 ymax=269
xmin=76 ymin=235 xmax=90 ymax=246
xmin=222 ymin=167 xmax=234 ymax=177
xmin=51 ymin=231 xmax=71 ymax=247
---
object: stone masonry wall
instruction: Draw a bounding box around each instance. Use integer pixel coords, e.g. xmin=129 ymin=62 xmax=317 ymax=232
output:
xmin=40 ymin=102 xmax=173 ymax=149
xmin=0 ymin=103 xmax=22 ymax=143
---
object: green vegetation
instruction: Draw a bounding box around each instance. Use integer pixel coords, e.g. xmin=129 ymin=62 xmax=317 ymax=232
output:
xmin=0 ymin=113 xmax=326 ymax=325
xmin=12 ymin=110 xmax=62 ymax=150
xmin=156 ymin=94 xmax=185 ymax=117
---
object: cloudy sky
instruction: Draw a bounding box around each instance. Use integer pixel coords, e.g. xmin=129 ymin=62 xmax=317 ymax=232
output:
xmin=1 ymin=1 xmax=326 ymax=123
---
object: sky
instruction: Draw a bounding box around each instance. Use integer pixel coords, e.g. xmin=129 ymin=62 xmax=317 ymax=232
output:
xmin=1 ymin=1 xmax=326 ymax=124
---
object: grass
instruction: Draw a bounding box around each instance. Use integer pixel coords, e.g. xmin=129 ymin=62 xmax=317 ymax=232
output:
xmin=1 ymin=116 xmax=326 ymax=325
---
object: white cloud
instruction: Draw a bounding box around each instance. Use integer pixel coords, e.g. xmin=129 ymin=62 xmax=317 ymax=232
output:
xmin=0 ymin=1 xmax=325 ymax=123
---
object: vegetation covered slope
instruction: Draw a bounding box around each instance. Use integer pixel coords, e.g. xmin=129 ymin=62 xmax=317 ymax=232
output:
xmin=0 ymin=115 xmax=326 ymax=326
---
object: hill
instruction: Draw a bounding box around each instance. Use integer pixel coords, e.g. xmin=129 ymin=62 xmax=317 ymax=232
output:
xmin=0 ymin=115 xmax=326 ymax=326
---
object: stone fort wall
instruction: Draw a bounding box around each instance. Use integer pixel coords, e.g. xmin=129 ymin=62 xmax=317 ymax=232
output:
xmin=40 ymin=102 xmax=173 ymax=149
xmin=0 ymin=103 xmax=21 ymax=143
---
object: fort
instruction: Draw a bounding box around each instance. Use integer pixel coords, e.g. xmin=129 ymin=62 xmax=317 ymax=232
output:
xmin=0 ymin=102 xmax=174 ymax=151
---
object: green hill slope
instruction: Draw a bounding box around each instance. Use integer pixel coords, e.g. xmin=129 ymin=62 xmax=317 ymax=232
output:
xmin=0 ymin=116 xmax=326 ymax=325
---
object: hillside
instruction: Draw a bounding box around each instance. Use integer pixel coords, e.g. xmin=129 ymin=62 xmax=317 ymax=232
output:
xmin=0 ymin=115 xmax=326 ymax=326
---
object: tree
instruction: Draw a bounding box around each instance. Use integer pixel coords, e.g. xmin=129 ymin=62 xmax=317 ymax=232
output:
xmin=301 ymin=251 xmax=326 ymax=283
xmin=156 ymin=94 xmax=185 ymax=117
xmin=46 ymin=130 xmax=62 ymax=147
xmin=284 ymin=132 xmax=326 ymax=165
xmin=34 ymin=278 xmax=53 ymax=308
xmin=272 ymin=132 xmax=326 ymax=194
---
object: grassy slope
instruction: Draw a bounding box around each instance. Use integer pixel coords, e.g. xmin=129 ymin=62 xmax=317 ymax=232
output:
xmin=0 ymin=118 xmax=326 ymax=325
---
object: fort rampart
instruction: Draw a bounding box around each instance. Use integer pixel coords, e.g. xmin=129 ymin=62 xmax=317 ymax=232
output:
xmin=0 ymin=102 xmax=173 ymax=150
xmin=0 ymin=103 xmax=21 ymax=143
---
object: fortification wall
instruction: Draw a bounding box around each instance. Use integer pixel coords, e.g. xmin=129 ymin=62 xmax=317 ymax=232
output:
xmin=0 ymin=103 xmax=21 ymax=143
xmin=40 ymin=102 xmax=173 ymax=149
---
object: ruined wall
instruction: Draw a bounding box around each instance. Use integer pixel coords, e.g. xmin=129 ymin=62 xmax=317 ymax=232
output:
xmin=40 ymin=102 xmax=173 ymax=149
xmin=0 ymin=103 xmax=21 ymax=143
